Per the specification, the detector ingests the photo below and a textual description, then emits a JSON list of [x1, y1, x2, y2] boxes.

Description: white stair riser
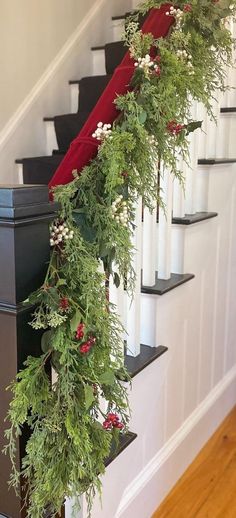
[[70, 84, 80, 113], [227, 115, 236, 159], [92, 48, 106, 75], [45, 120, 58, 155], [16, 163, 24, 184], [112, 19, 125, 41]]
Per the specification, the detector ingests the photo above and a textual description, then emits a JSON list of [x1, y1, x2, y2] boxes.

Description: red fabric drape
[[49, 4, 172, 191]]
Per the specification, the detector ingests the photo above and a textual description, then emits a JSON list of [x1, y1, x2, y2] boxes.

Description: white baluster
[[126, 197, 142, 357], [195, 167, 209, 212], [222, 18, 236, 107], [185, 101, 200, 215], [158, 164, 173, 280], [173, 154, 185, 218], [142, 204, 157, 286], [198, 102, 208, 159], [205, 94, 220, 159], [109, 268, 126, 351]]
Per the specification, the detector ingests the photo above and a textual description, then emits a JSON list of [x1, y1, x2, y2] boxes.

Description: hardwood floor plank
[[152, 407, 236, 518]]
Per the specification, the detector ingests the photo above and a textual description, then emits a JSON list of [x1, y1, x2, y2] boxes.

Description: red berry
[[59, 297, 69, 311], [167, 120, 184, 135], [107, 412, 118, 423], [76, 323, 85, 340], [88, 335, 96, 346], [114, 422, 124, 430], [80, 342, 91, 354], [183, 4, 192, 12], [103, 420, 112, 430]]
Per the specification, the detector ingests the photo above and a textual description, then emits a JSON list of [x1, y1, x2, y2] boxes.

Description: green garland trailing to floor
[[4, 1, 236, 516]]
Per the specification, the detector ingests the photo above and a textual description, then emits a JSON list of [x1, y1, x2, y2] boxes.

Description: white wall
[[0, 0, 132, 184], [87, 160, 236, 518], [0, 0, 96, 131]]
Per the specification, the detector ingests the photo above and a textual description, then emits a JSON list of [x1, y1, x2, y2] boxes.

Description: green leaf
[[113, 272, 120, 288], [84, 385, 95, 410], [185, 120, 203, 135], [70, 310, 82, 334], [138, 109, 147, 125], [73, 211, 97, 243], [41, 330, 52, 354], [56, 278, 67, 288], [99, 370, 115, 386]]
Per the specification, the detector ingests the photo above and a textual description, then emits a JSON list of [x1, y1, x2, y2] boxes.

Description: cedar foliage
[[4, 1, 236, 516]]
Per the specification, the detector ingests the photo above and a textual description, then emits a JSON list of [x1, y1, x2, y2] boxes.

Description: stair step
[[172, 211, 218, 225], [112, 11, 132, 21], [198, 158, 236, 165], [142, 272, 195, 296], [78, 74, 111, 113], [220, 107, 236, 113], [53, 110, 90, 152], [105, 41, 127, 75], [92, 41, 127, 75], [125, 345, 167, 378], [15, 155, 64, 184], [105, 431, 137, 468]]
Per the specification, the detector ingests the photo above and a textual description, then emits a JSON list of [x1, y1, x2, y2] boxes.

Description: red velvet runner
[[49, 4, 172, 191]]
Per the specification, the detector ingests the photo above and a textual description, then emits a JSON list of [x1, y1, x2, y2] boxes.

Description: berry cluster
[[50, 221, 74, 247], [80, 336, 96, 354], [167, 120, 185, 135], [111, 195, 128, 225], [75, 323, 96, 354], [166, 6, 184, 21], [134, 54, 161, 77], [102, 413, 124, 430], [76, 323, 85, 340], [176, 49, 194, 74], [59, 297, 70, 312], [92, 122, 112, 141]]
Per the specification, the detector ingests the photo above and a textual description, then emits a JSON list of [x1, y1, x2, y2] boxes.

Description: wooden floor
[[152, 407, 236, 518]]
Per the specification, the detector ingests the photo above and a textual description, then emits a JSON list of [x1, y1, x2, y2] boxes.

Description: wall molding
[[0, 0, 106, 152], [116, 364, 236, 517]]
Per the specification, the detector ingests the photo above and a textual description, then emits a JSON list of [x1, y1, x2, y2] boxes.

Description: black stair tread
[[198, 158, 236, 165], [221, 107, 236, 113], [172, 211, 218, 225], [69, 74, 110, 85], [104, 431, 137, 467], [54, 110, 91, 152], [112, 14, 129, 20], [125, 345, 168, 378], [78, 74, 112, 113], [142, 272, 195, 296], [16, 155, 64, 185], [15, 154, 64, 165], [91, 44, 106, 50]]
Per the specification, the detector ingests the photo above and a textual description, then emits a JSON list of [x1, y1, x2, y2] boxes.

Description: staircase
[[2, 3, 236, 518]]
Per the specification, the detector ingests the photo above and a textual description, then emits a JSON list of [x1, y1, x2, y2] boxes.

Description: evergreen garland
[[4, 1, 236, 516]]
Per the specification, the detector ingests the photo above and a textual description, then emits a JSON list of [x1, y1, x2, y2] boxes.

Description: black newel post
[[0, 185, 58, 518]]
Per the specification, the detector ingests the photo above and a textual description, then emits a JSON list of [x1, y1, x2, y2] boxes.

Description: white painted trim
[[0, 0, 106, 152], [116, 364, 236, 517]]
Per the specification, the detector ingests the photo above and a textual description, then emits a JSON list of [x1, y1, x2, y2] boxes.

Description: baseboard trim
[[116, 364, 236, 517], [0, 0, 106, 152]]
